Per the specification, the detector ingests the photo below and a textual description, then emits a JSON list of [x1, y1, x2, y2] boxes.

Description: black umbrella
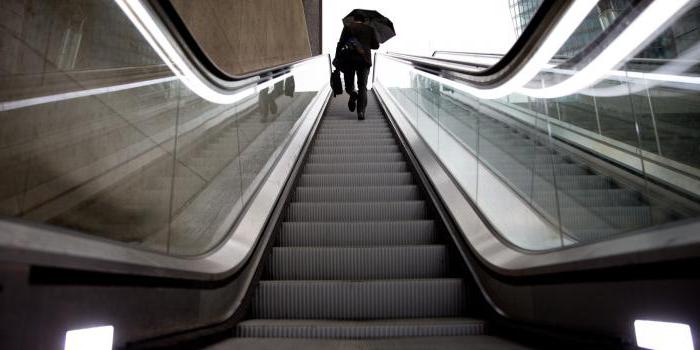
[[343, 9, 396, 44]]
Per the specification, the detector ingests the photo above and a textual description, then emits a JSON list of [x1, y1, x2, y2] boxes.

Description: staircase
[[232, 93, 491, 341]]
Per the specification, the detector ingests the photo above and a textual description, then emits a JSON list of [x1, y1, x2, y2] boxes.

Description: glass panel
[[0, 0, 330, 256], [376, 34, 700, 250], [375, 55, 563, 250], [377, 1, 700, 251], [507, 0, 545, 40], [646, 82, 700, 168], [167, 58, 328, 255], [166, 85, 243, 255], [0, 80, 180, 254], [437, 87, 479, 196], [0, 0, 165, 102]]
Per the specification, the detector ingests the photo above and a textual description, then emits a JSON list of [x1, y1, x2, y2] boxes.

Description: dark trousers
[[343, 65, 370, 115]]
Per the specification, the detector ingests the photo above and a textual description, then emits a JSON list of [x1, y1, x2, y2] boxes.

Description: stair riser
[[314, 139, 396, 147], [235, 322, 485, 338], [298, 173, 414, 187], [278, 221, 437, 246], [307, 153, 405, 163], [267, 246, 448, 280], [303, 162, 408, 174], [251, 280, 467, 319], [286, 202, 428, 221], [293, 186, 420, 202], [315, 133, 394, 140], [310, 146, 400, 154]]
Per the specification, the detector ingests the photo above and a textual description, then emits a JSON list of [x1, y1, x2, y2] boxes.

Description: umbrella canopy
[[343, 9, 395, 44]]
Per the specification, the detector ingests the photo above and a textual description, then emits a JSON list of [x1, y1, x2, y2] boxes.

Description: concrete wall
[[170, 0, 313, 76], [303, 0, 322, 55]]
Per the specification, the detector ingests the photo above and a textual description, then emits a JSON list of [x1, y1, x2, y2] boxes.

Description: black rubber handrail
[[432, 50, 694, 68], [388, 0, 655, 88], [147, 0, 324, 90], [384, 0, 570, 88], [145, 0, 567, 90]]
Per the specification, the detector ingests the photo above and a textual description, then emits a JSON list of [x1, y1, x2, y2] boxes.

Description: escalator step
[[266, 245, 448, 280], [490, 163, 589, 176], [303, 162, 408, 174], [324, 116, 385, 121], [318, 128, 392, 135], [558, 189, 643, 207], [310, 145, 400, 154], [321, 122, 389, 129], [307, 153, 404, 163], [315, 133, 394, 140], [286, 201, 428, 221], [298, 173, 413, 187], [235, 318, 485, 338], [278, 221, 437, 247], [562, 206, 657, 228], [314, 139, 397, 147], [539, 175, 613, 190], [251, 279, 467, 319], [293, 185, 420, 202]]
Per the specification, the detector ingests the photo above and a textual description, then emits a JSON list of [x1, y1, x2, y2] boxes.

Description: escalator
[[2, 1, 700, 349], [220, 94, 503, 347], [392, 86, 693, 242]]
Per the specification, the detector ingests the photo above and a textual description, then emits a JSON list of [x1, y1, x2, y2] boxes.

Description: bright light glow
[[114, 0, 300, 104], [421, 0, 597, 99], [435, 42, 700, 97], [65, 326, 114, 350], [635, 320, 694, 350], [520, 0, 694, 98], [324, 1, 517, 57], [0, 76, 177, 112]]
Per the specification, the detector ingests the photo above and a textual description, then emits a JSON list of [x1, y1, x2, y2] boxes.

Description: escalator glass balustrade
[[0, 1, 329, 256], [374, 52, 700, 250]]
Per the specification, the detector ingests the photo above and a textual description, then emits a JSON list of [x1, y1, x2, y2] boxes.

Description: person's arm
[[336, 26, 349, 56], [339, 25, 350, 43]]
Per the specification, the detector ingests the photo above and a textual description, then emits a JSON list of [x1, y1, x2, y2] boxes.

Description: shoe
[[348, 95, 356, 112], [358, 112, 365, 120]]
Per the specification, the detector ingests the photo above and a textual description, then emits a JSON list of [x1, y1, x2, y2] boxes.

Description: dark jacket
[[338, 22, 379, 67]]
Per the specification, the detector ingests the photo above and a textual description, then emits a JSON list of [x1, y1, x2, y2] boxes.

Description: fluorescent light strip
[[546, 66, 700, 86], [520, 0, 694, 98], [2, 0, 298, 113], [0, 76, 176, 112], [114, 0, 266, 104], [440, 0, 598, 99], [117, 0, 594, 102], [436, 53, 700, 88]]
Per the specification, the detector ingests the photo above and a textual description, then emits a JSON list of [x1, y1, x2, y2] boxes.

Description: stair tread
[[279, 221, 437, 247], [267, 245, 448, 280], [286, 201, 428, 221], [293, 185, 420, 202], [239, 317, 484, 326], [252, 279, 467, 319]]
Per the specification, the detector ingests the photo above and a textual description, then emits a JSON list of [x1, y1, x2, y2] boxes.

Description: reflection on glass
[[165, 70, 323, 255], [0, 0, 166, 102], [375, 46, 699, 250], [0, 0, 329, 256]]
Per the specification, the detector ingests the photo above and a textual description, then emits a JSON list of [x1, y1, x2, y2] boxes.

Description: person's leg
[[343, 68, 357, 112], [356, 66, 370, 119]]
